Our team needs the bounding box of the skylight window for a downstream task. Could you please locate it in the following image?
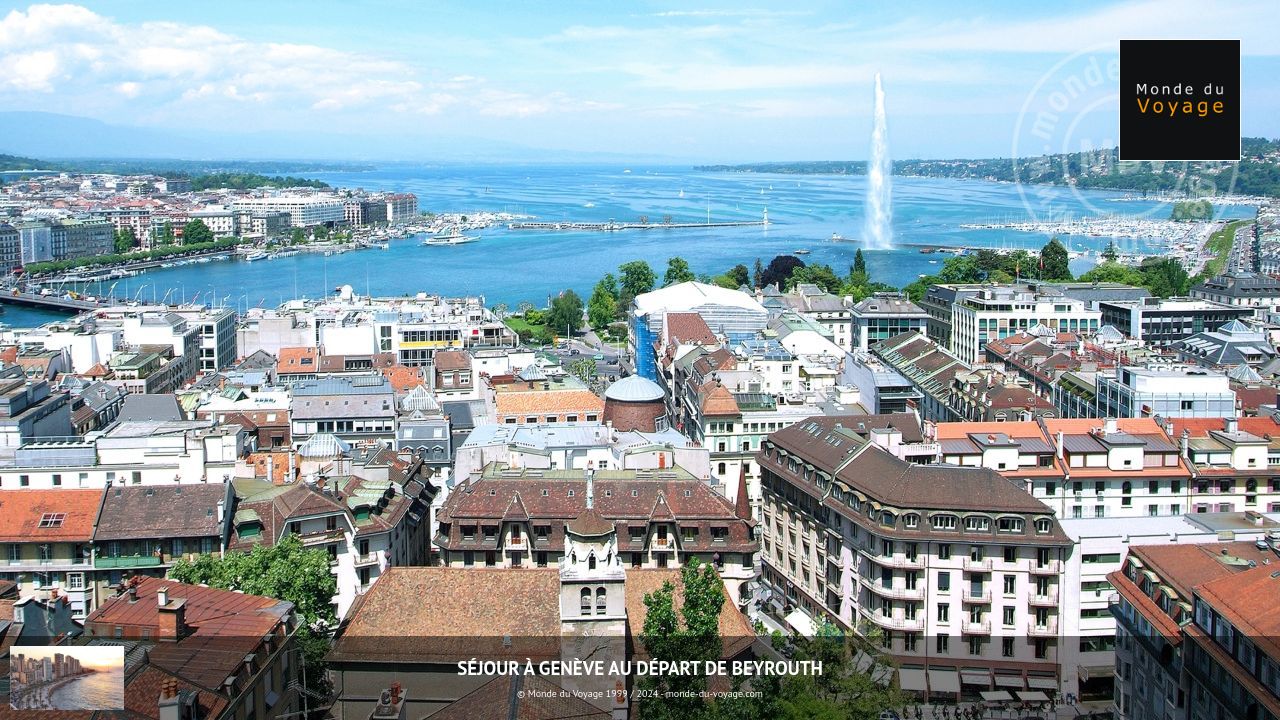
[38,513,65,528]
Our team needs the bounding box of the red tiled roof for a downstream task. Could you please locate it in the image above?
[0,489,101,542]
[276,347,316,374]
[665,312,717,346]
[1169,416,1280,438]
[380,365,424,393]
[433,350,472,371]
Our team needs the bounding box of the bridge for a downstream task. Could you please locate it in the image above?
[0,289,104,313]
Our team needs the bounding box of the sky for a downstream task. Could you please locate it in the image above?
[0,1,1278,162]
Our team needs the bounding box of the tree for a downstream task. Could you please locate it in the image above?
[1140,257,1191,297]
[1039,238,1072,281]
[619,260,656,298]
[313,225,330,241]
[546,289,585,336]
[789,263,842,293]
[1102,240,1119,262]
[492,302,509,319]
[751,258,764,288]
[567,357,597,385]
[516,301,535,317]
[725,264,750,288]
[113,228,136,254]
[757,255,806,290]
[588,276,619,329]
[664,257,696,286]
[290,227,306,245]
[766,623,908,720]
[637,559,725,720]
[1078,261,1143,285]
[182,219,214,246]
[158,222,176,247]
[853,249,867,276]
[169,534,337,703]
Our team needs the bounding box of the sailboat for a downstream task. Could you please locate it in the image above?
[679,189,685,198]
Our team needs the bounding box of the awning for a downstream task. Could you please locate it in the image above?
[980,690,1013,702]
[1026,677,1058,690]
[1017,690,1050,702]
[928,668,961,694]
[961,669,991,686]
[785,609,816,638]
[994,674,1023,688]
[898,666,928,692]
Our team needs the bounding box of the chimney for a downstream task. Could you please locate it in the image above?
[370,683,408,720]
[216,498,225,524]
[1180,429,1190,459]
[585,463,595,509]
[128,586,138,603]
[158,679,181,720]
[158,594,187,642]
[1103,418,1118,435]
[1225,417,1239,434]
[1055,431,1064,460]
[157,586,168,607]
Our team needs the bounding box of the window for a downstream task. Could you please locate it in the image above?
[37,513,65,529]
[51,474,61,487]
[1002,637,1015,657]
[937,572,950,592]
[1002,575,1016,595]
[1003,607,1015,626]
[937,603,950,622]
[580,588,592,616]
[996,517,1024,533]
[1003,546,1017,563]
[938,543,951,560]
[19,475,29,487]
[936,635,949,654]
[1035,518,1051,534]
[485,551,496,567]
[596,588,607,615]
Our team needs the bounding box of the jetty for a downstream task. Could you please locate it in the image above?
[508,211,769,233]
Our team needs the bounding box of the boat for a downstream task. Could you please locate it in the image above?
[243,251,268,262]
[920,248,937,254]
[831,232,846,241]
[794,249,811,255]
[583,202,596,208]
[424,229,479,246]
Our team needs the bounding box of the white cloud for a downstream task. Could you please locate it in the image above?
[0,50,60,91]
[115,81,140,98]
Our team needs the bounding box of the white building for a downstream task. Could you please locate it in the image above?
[951,286,1101,364]
[231,196,345,227]
[1094,365,1237,419]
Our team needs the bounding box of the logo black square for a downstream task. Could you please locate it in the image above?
[1119,39,1240,161]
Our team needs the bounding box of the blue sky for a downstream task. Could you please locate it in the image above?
[1,1,1277,161]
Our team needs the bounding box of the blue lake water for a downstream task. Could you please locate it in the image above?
[5,165,1255,327]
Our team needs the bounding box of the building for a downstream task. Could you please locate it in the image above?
[839,351,924,415]
[431,349,474,398]
[290,376,397,446]
[871,331,970,422]
[1169,416,1280,514]
[850,293,929,352]
[1191,270,1280,317]
[1174,319,1278,371]
[91,483,230,604]
[384,193,418,223]
[0,222,21,272]
[187,207,240,238]
[774,284,855,351]
[602,375,667,432]
[758,416,1074,698]
[1108,540,1280,720]
[433,463,758,605]
[950,285,1101,364]
[0,365,74,463]
[15,216,113,264]
[1098,297,1252,346]
[488,369,604,426]
[630,282,769,381]
[242,210,291,239]
[94,206,154,246]
[230,195,345,227]
[0,488,101,616]
[228,442,435,618]
[82,576,301,720]
[1093,365,1238,419]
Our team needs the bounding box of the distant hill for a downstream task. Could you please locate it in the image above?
[697,138,1280,197]
[0,153,48,171]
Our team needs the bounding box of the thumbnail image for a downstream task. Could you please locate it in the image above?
[9,646,124,711]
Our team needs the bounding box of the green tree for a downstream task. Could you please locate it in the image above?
[588,276,619,329]
[168,534,337,703]
[663,257,696,286]
[767,623,908,720]
[290,227,306,245]
[1039,238,1072,280]
[113,228,137,254]
[158,222,176,246]
[759,255,806,290]
[182,219,214,246]
[546,289,585,337]
[567,357,597,385]
[1140,257,1191,297]
[725,264,750,288]
[752,258,764,288]
[789,263,842,293]
[313,225,330,241]
[1102,240,1119,262]
[619,260,657,298]
[637,559,725,720]
[492,302,509,318]
[853,249,867,276]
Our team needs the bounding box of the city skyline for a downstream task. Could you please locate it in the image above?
[0,1,1278,161]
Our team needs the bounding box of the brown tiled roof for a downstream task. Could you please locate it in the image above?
[0,489,101,542]
[1129,542,1269,600]
[94,484,226,542]
[626,569,755,660]
[434,349,473,371]
[1169,416,1280,438]
[495,390,604,418]
[380,364,425,393]
[698,381,739,416]
[1195,564,1280,660]
[665,312,718,346]
[123,664,230,720]
[276,346,317,374]
[83,362,112,378]
[245,451,296,485]
[566,507,613,536]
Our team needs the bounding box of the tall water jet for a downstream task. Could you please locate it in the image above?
[863,73,893,250]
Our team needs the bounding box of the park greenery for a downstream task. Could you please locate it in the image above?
[24,235,241,275]
[169,534,337,704]
[189,172,329,191]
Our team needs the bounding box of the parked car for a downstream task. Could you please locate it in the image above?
[592,353,604,360]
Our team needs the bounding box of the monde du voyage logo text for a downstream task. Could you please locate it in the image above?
[1120,40,1240,162]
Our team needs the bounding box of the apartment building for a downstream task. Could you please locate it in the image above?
[0,365,74,462]
[1098,297,1252,346]
[1191,270,1280,317]
[950,285,1101,364]
[289,375,397,446]
[1109,541,1280,720]
[0,489,100,617]
[872,331,970,422]
[773,283,856,351]
[0,222,21,272]
[759,416,1073,698]
[384,193,419,223]
[851,293,929,352]
[631,281,769,381]
[230,195,345,227]
[433,464,759,605]
[1169,416,1280,514]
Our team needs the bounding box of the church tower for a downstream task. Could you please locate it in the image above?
[558,466,628,720]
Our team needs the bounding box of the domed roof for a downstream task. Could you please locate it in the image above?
[298,433,351,459]
[604,375,664,403]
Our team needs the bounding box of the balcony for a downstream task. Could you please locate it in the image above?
[868,613,924,631]
[5,558,93,570]
[353,552,381,568]
[1028,618,1059,636]
[95,555,164,569]
[1029,560,1062,575]
[651,537,675,552]
[864,579,925,601]
[962,557,993,571]
[962,619,992,634]
[506,536,526,550]
[860,548,924,569]
[1029,593,1059,607]
[299,529,345,547]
